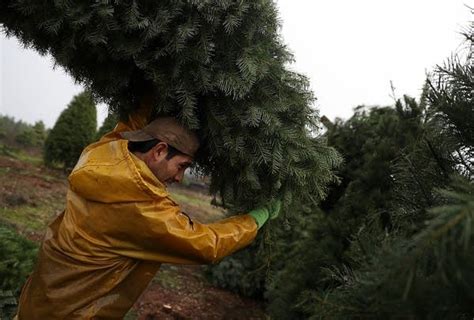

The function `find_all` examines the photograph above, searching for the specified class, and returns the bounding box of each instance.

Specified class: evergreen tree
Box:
[15,120,47,147]
[208,98,427,307]
[96,113,118,140]
[305,178,474,319]
[0,224,38,294]
[0,223,38,319]
[0,0,340,212]
[300,26,474,319]
[32,121,47,146]
[44,91,97,169]
[15,127,36,147]
[206,238,267,298]
[0,115,35,147]
[266,99,426,319]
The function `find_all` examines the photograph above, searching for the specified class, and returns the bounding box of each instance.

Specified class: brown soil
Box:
[0,154,266,319]
[133,265,266,320]
[0,156,67,206]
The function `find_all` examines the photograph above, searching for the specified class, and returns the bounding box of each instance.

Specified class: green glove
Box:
[268,200,281,219]
[249,200,282,229]
[249,207,269,230]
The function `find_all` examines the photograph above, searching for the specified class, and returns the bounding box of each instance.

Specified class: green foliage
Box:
[0,223,38,294]
[1,3,341,315]
[263,27,473,318]
[266,213,343,318]
[15,121,47,147]
[0,143,18,158]
[206,235,267,298]
[0,290,17,320]
[295,29,474,319]
[32,121,47,146]
[208,204,323,300]
[325,99,424,227]
[208,99,427,307]
[0,0,341,212]
[0,115,26,145]
[0,224,38,319]
[265,99,426,319]
[96,113,118,140]
[44,91,97,169]
[304,177,474,319]
[0,115,46,148]
[15,127,36,147]
[1,2,472,318]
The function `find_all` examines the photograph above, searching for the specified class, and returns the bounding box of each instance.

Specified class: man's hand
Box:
[249,200,282,229]
[268,199,281,220]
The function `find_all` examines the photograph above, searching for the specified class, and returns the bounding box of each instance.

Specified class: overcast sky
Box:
[0,1,471,128]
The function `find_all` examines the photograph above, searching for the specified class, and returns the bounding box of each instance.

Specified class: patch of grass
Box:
[0,204,59,232]
[169,190,227,222]
[3,164,63,182]
[152,265,183,290]
[15,152,43,166]
[31,172,64,183]
[169,191,212,207]
[0,144,19,159]
[3,168,57,181]
[0,143,43,166]
[0,167,11,175]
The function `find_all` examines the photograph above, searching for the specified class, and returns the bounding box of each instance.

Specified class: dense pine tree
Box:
[32,121,47,146]
[261,25,472,317]
[0,224,38,294]
[15,121,47,147]
[0,223,38,319]
[0,116,46,148]
[298,28,474,319]
[44,91,97,169]
[0,0,340,212]
[264,99,426,319]
[96,113,118,140]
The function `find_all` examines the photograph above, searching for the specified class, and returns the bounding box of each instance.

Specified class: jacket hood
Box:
[68,140,169,203]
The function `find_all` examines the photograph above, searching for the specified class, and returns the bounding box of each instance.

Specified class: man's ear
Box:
[152,142,169,159]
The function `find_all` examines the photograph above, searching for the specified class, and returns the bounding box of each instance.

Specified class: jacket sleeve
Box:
[92,197,258,265]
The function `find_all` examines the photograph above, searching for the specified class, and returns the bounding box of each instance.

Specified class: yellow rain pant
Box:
[16,109,257,319]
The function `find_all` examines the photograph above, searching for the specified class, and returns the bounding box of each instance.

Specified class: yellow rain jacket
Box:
[17,111,258,319]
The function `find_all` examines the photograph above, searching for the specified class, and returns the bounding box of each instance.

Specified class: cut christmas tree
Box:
[0,0,340,211]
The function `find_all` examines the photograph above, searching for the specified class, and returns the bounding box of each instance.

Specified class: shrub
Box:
[44,91,97,170]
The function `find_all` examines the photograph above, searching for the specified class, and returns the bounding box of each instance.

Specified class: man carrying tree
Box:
[16,107,280,319]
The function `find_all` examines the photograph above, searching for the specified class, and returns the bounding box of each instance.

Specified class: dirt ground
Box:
[0,153,266,320]
[131,265,265,320]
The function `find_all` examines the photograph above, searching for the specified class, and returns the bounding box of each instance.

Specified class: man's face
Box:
[147,142,193,185]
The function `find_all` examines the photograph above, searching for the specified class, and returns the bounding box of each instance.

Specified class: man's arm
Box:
[96,196,281,265]
[92,197,259,264]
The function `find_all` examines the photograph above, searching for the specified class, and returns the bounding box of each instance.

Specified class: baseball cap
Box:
[120,117,200,157]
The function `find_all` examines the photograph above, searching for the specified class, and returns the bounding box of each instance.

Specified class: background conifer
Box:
[44,91,97,170]
[96,113,118,140]
[284,27,474,319]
